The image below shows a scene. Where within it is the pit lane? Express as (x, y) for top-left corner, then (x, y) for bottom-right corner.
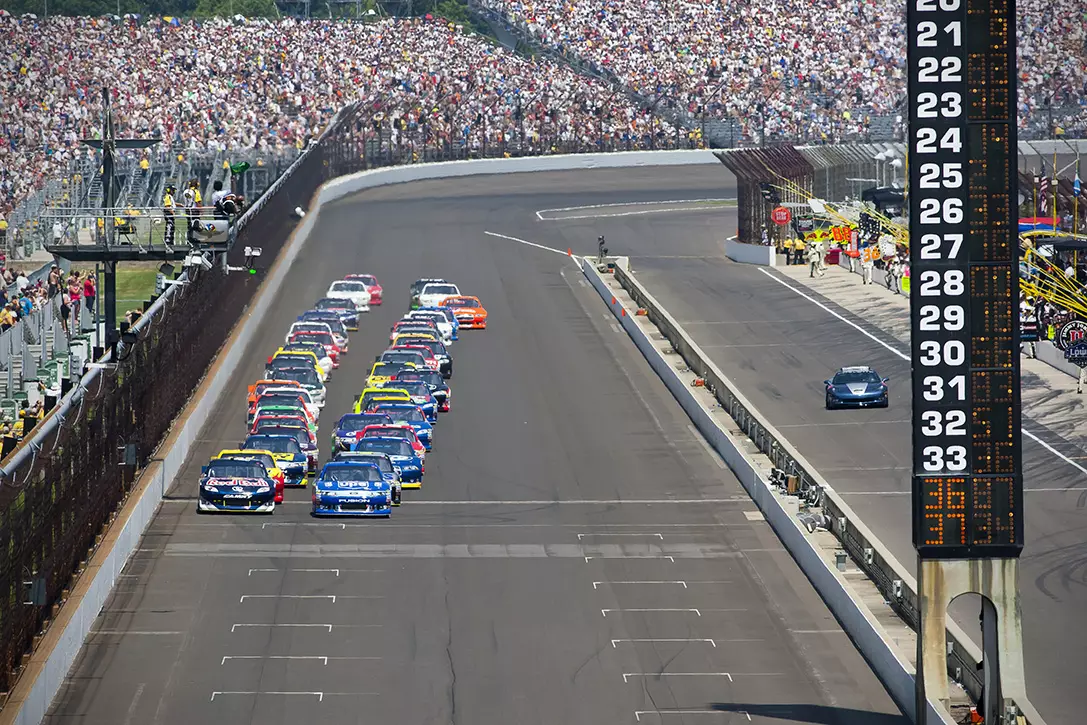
(42, 167), (903, 724)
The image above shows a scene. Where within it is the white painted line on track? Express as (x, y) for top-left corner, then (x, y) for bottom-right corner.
(612, 638), (716, 647)
(407, 498), (746, 504)
(586, 556), (674, 562)
(484, 230), (579, 260)
(758, 267), (1087, 479)
(222, 656), (329, 665)
(210, 691), (377, 701)
(624, 672), (734, 683)
(595, 581), (687, 589)
(602, 608), (700, 617)
(248, 568), (341, 576)
(535, 198), (736, 221)
(231, 624), (336, 632)
(89, 630), (183, 635)
(578, 532), (663, 540)
(264, 522), (345, 529)
(636, 711), (750, 722)
(239, 595), (336, 603)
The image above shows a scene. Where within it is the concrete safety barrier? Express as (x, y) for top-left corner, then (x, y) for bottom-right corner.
(4, 149), (722, 725)
(724, 238), (776, 266)
(589, 257), (1049, 725)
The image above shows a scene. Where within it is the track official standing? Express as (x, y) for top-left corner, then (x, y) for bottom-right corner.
(183, 179), (202, 244)
(162, 184), (177, 247)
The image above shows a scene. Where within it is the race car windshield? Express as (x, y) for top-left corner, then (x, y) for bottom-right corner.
(219, 453), (275, 470)
(255, 406), (304, 420)
(299, 332), (334, 346)
(301, 314), (346, 333)
(398, 371), (442, 386)
(316, 298), (354, 310)
(412, 280), (445, 293)
(254, 427), (309, 446)
(382, 353), (424, 366)
(400, 383), (430, 397)
(284, 344), (323, 356)
(330, 282), (367, 293)
(352, 275), (376, 286)
(339, 416), (389, 432)
(359, 439), (414, 456)
(245, 436), (303, 455)
(324, 466), (383, 482)
(259, 395), (303, 408)
(380, 407), (425, 423)
(423, 284), (458, 296)
(832, 371), (881, 385)
(413, 313), (445, 323)
(445, 297), (478, 308)
(206, 461), (266, 479)
(279, 368), (320, 386)
(364, 427), (410, 440)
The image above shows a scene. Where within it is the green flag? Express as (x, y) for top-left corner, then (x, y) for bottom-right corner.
(229, 161), (251, 175)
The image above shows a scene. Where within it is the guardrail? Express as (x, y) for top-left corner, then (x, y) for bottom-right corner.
(608, 260), (1047, 725)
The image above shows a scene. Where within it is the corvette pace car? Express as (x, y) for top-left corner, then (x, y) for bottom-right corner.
(353, 436), (424, 487)
(824, 366), (890, 409)
(330, 449), (402, 505)
(311, 461), (392, 517)
(346, 274), (383, 306)
(198, 458), (277, 513)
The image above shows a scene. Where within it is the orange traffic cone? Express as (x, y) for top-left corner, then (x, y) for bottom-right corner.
(567, 248), (572, 256)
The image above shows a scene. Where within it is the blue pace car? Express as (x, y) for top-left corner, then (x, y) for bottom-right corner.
(311, 461), (392, 517)
(198, 458), (276, 514)
(372, 403), (433, 450)
(824, 366), (890, 409)
(332, 412), (393, 451)
(331, 450), (402, 505)
(353, 437), (424, 487)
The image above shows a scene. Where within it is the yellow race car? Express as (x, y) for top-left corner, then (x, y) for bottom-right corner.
(366, 361), (417, 388)
(353, 387), (412, 414)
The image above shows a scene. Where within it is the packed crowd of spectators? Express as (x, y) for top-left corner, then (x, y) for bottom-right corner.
(0, 14), (677, 219)
(482, 0), (1087, 143)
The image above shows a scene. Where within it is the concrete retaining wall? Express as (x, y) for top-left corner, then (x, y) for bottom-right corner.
(724, 238), (776, 266)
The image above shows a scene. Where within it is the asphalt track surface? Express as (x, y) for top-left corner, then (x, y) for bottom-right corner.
(43, 167), (905, 725)
(525, 167), (1084, 725)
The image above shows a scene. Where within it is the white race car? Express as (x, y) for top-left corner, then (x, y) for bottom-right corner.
(326, 280), (371, 313)
(405, 310), (454, 344)
(417, 282), (460, 310)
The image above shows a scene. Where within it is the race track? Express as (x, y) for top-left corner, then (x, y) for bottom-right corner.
(530, 175), (1085, 725)
(42, 167), (905, 724)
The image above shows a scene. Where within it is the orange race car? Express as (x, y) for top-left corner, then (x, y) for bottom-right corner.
(440, 295), (487, 329)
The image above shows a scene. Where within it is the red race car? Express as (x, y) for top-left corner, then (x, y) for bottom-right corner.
(356, 424), (426, 461)
(290, 330), (341, 368)
(347, 274), (383, 306)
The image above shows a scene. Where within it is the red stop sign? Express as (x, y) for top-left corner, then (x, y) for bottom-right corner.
(771, 206), (791, 225)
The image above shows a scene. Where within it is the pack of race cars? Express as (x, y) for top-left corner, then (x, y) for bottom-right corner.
(196, 273), (487, 519)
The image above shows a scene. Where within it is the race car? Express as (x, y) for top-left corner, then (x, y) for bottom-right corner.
(405, 310), (454, 344)
(250, 387), (320, 422)
(357, 424), (427, 460)
(243, 433), (309, 485)
(346, 274), (383, 306)
(392, 369), (451, 411)
(353, 436), (424, 487)
(354, 387), (412, 415)
(824, 366), (890, 409)
(377, 349), (430, 373)
(417, 281), (461, 310)
(295, 312), (349, 349)
(326, 280), (371, 314)
(197, 457), (277, 514)
(251, 423), (319, 473)
(441, 295), (488, 329)
(248, 379), (304, 407)
(332, 412), (394, 451)
(269, 366), (327, 408)
(248, 397), (317, 430)
(366, 361), (417, 388)
(289, 330), (341, 367)
(311, 461), (392, 517)
(392, 336), (452, 379)
(314, 297), (360, 331)
(268, 349), (328, 382)
(251, 411), (317, 438)
(371, 403), (433, 451)
(213, 449), (285, 503)
(410, 278), (449, 309)
(390, 319), (439, 343)
(388, 344), (440, 374)
(390, 380), (439, 421)
(330, 450), (402, 505)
